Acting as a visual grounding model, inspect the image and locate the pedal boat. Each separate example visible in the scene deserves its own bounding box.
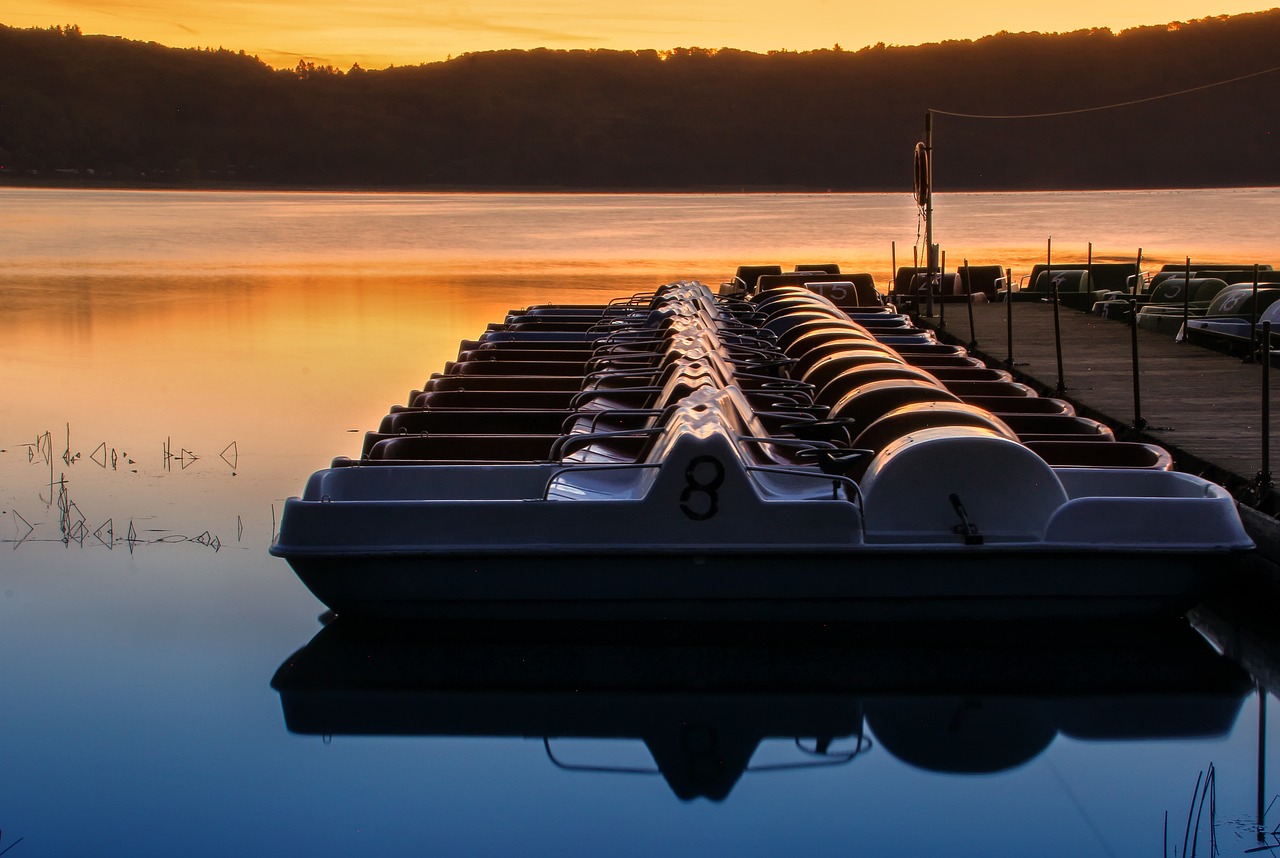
[270,277,1252,620]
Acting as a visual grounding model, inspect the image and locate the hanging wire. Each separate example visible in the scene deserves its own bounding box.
[930,63,1280,120]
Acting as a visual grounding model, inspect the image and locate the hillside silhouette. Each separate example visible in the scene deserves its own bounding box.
[2,13,1279,190]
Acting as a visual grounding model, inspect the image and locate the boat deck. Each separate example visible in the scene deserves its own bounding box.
[916,301,1280,507]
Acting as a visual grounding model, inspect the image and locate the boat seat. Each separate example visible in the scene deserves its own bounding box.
[450,359,591,377]
[426,375,585,392]
[786,337,888,378]
[804,278,882,308]
[365,434,559,462]
[414,390,581,409]
[964,396,1074,416]
[814,365,939,407]
[757,272,857,293]
[379,409,572,436]
[850,402,1019,455]
[776,322,876,354]
[892,343,968,357]
[945,381,1037,399]
[861,426,1070,543]
[998,414,1114,440]
[1026,440,1173,470]
[826,379,962,427]
[800,351,909,393]
[732,264,784,293]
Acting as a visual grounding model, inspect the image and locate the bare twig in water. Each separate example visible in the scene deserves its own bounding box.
[92,518,114,549]
[1184,769,1204,857]
[0,829,25,856]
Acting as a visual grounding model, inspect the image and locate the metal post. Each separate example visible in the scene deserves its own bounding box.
[890,240,897,304]
[1005,267,1014,369]
[924,112,936,276]
[1263,321,1272,489]
[1049,237,1066,395]
[1135,247,1144,297]
[912,245,919,316]
[938,250,947,328]
[1249,263,1261,363]
[1180,256,1191,342]
[964,257,977,349]
[1130,298,1146,431]
[1087,241,1094,300]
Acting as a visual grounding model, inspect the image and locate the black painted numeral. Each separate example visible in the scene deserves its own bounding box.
[679,455,725,520]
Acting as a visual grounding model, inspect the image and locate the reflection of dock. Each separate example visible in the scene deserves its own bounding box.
[272,619,1250,802]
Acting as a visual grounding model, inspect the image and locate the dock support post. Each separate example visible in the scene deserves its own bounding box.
[1004,267,1014,369]
[1261,320,1273,494]
[963,257,977,349]
[1130,298,1146,431]
[1248,263,1261,363]
[912,245,920,318]
[1180,256,1191,342]
[890,241,896,306]
[1049,237,1066,395]
[1087,241,1094,301]
[938,251,947,329]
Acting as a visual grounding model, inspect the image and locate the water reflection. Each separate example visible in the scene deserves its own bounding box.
[272,619,1251,802]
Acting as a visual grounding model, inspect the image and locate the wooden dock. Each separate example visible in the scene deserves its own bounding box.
[910,299,1278,509]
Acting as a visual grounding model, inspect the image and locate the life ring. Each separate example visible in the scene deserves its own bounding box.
[913,142,930,206]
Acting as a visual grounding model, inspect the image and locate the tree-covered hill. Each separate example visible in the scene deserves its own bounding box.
[2,13,1279,190]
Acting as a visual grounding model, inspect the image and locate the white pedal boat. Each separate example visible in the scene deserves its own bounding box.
[270,276,1252,620]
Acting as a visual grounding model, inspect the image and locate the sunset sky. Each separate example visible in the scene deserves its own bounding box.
[2,1,1276,69]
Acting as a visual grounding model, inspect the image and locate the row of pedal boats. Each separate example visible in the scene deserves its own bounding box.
[888,257,1280,354]
[270,268,1254,620]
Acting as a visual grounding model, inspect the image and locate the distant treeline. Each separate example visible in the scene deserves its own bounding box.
[2,14,1279,190]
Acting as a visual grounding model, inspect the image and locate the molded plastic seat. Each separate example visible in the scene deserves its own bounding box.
[800,351,909,392]
[851,402,1019,455]
[826,379,962,427]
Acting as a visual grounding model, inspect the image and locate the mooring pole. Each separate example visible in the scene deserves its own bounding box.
[890,240,897,303]
[964,257,977,349]
[1181,256,1191,342]
[1130,297,1146,431]
[1135,247,1144,297]
[1250,263,1261,363]
[1005,267,1014,369]
[938,250,947,328]
[1263,321,1273,490]
[1087,241,1094,297]
[922,112,937,319]
[925,113,935,271]
[1049,237,1066,394]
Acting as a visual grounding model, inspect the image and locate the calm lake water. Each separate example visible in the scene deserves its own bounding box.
[2,186,1280,856]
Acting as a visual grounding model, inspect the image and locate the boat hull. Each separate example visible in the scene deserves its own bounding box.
[282,548,1239,621]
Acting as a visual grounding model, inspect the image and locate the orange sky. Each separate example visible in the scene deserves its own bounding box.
[3,1,1276,69]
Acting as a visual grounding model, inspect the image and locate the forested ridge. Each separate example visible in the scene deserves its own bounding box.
[2,12,1279,191]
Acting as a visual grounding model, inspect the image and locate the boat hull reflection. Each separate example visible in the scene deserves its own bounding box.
[271,619,1251,801]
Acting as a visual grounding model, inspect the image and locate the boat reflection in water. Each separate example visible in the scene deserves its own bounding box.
[271,618,1252,801]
